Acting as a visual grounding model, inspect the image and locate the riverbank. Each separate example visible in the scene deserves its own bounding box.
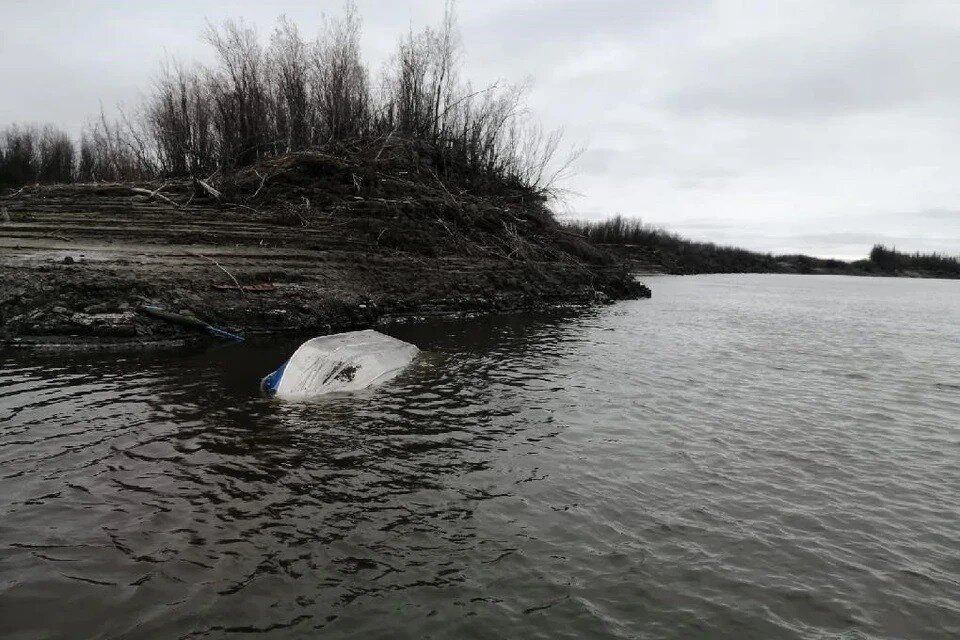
[0,153,649,346]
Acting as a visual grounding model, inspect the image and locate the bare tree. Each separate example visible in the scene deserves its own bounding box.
[36,126,76,183]
[0,125,39,187]
[76,112,151,182]
[313,2,369,142]
[203,19,272,170]
[0,124,76,187]
[150,61,215,177]
[268,17,313,152]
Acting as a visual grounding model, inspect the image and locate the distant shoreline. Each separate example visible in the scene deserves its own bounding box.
[564,217,960,280]
[606,243,960,279]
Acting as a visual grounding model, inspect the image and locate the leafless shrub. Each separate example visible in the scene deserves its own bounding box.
[76,113,152,182]
[2,1,576,198]
[269,17,313,152]
[36,127,76,183]
[0,125,39,187]
[150,62,216,177]
[312,4,370,142]
[203,19,273,170]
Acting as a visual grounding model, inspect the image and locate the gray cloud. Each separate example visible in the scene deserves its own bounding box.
[664,27,960,118]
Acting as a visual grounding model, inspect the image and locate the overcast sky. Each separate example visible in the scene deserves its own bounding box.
[3,0,960,258]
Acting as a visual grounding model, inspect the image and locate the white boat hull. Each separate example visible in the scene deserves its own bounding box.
[261,329,419,399]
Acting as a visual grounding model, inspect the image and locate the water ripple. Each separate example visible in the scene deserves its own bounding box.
[1,275,960,638]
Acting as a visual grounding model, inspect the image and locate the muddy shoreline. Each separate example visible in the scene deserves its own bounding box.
[1,177,649,347]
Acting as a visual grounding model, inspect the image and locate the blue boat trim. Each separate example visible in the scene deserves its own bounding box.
[204,325,245,341]
[260,361,287,396]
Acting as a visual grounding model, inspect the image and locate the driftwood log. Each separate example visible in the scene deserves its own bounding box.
[197,179,221,201]
[130,185,182,209]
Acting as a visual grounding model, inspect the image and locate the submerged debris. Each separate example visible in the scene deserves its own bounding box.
[139,306,244,341]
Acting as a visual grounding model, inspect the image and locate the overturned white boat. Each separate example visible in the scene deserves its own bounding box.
[261,329,419,399]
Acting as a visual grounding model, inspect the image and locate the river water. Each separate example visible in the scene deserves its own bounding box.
[1,274,959,639]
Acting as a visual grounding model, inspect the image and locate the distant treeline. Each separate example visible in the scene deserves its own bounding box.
[0,125,76,186]
[869,244,960,276]
[564,216,960,278]
[0,2,568,196]
[564,215,784,273]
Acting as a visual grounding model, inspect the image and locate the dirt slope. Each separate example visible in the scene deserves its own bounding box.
[0,153,648,345]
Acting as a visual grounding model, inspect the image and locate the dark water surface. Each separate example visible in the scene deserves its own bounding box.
[2,274,959,639]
